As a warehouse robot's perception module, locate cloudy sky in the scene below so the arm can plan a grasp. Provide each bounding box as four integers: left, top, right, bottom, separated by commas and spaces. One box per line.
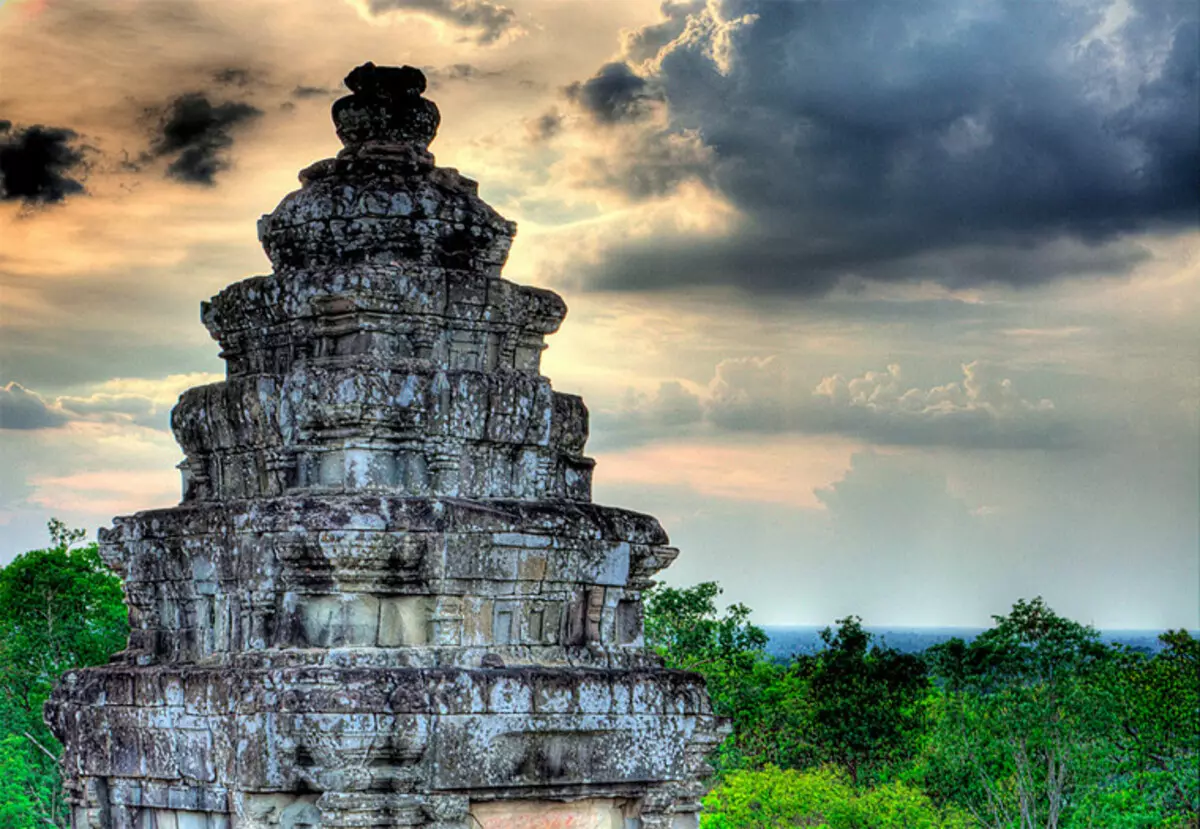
1, 0, 1196, 629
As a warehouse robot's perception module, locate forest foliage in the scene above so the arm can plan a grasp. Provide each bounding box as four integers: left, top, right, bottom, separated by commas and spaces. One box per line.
0, 521, 128, 828
0, 524, 1195, 828
645, 583, 1199, 829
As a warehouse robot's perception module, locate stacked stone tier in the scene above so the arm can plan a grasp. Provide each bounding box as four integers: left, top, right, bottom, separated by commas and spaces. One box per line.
179, 262, 589, 503
257, 143, 515, 273
202, 267, 565, 379
99, 495, 678, 667
172, 366, 592, 502
48, 665, 721, 828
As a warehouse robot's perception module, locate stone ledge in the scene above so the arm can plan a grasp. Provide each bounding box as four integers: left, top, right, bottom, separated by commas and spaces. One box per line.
103, 496, 669, 544
51, 666, 713, 717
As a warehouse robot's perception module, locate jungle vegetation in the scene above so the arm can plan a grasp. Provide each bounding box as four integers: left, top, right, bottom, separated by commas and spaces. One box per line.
647, 582, 1199, 829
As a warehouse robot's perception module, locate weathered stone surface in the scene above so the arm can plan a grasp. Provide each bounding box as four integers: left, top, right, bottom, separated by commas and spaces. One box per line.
469, 799, 634, 829
47, 63, 724, 829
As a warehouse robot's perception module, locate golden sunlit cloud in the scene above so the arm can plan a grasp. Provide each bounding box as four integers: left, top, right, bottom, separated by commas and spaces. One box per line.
0, 0, 48, 20
82, 372, 224, 405
28, 468, 178, 515
594, 436, 865, 510
343, 0, 528, 47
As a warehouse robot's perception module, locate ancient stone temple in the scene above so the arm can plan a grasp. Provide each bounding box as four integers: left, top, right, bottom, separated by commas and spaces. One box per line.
46, 64, 723, 829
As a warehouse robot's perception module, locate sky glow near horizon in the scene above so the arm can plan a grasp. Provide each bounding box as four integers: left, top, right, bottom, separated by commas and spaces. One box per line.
0, 0, 1196, 629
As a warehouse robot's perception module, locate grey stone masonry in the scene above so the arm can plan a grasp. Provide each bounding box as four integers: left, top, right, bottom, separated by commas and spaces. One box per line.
47, 63, 725, 829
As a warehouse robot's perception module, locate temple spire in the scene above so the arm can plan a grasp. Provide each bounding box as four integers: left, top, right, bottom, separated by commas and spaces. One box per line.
256, 62, 513, 272
332, 62, 441, 149
47, 63, 723, 829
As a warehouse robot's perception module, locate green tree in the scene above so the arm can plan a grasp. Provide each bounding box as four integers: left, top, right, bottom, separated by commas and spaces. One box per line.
644, 581, 768, 674
1070, 630, 1199, 829
701, 765, 858, 829
922, 598, 1117, 829
0, 733, 61, 829
701, 765, 974, 829
644, 582, 813, 771
794, 616, 929, 785
853, 779, 977, 829
0, 520, 128, 828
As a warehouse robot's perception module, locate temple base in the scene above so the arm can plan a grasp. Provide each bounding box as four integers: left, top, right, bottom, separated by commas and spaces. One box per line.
49, 665, 723, 829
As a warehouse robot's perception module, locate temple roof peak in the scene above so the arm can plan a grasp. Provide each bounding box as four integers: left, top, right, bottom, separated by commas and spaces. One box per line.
332, 61, 440, 149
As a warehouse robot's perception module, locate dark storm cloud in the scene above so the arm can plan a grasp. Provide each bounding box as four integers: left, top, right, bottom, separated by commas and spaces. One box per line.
0, 383, 67, 430
568, 0, 1199, 294
572, 128, 713, 199
361, 0, 518, 45
145, 93, 263, 186
212, 68, 254, 87
0, 123, 88, 205
565, 62, 662, 124
526, 111, 562, 142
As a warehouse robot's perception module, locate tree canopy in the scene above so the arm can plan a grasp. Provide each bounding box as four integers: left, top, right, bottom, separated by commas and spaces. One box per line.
647, 588, 1199, 829
0, 520, 128, 828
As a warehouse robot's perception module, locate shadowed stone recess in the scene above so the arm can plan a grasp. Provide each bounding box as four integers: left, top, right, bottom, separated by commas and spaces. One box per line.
46, 64, 725, 829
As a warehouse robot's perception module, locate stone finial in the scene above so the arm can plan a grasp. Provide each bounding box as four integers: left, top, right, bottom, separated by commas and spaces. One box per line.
332, 62, 441, 148
345, 62, 427, 97
258, 61, 516, 272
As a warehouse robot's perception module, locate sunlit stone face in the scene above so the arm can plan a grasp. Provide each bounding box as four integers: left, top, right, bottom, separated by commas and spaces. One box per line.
469, 799, 630, 829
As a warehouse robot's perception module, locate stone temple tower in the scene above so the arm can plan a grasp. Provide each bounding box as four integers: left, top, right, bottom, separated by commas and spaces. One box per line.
46, 64, 723, 829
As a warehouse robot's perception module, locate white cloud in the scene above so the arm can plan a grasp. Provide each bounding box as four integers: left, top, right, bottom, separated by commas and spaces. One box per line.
0, 419, 182, 560
0, 373, 222, 432
598, 358, 1073, 450
348, 0, 524, 45
708, 358, 1072, 448
812, 360, 1055, 419
55, 372, 223, 429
